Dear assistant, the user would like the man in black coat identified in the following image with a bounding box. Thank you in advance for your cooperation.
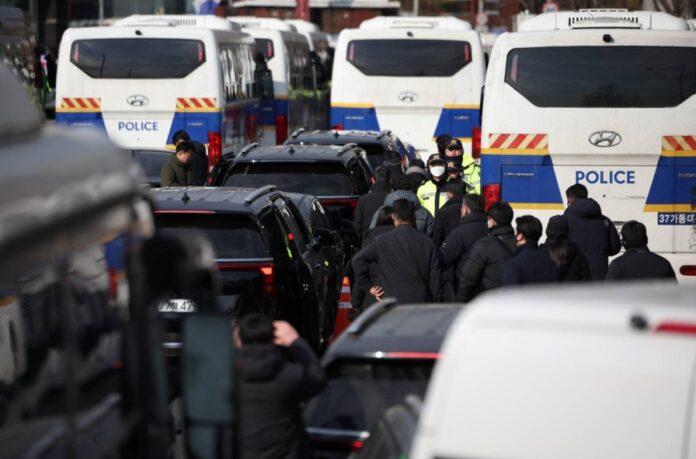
[172,129,208,186]
[353,166,391,245]
[564,184,621,280]
[237,314,326,459]
[456,201,517,302]
[352,199,441,304]
[607,220,677,281]
[431,181,468,248]
[439,193,488,300]
[504,215,559,285]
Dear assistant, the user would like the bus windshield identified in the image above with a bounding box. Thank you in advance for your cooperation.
[346,39,471,77]
[505,46,696,108]
[70,38,206,79]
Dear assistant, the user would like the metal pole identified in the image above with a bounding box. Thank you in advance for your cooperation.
[99,0,104,25]
[413,0,419,16]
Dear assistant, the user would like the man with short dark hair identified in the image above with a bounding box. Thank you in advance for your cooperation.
[431,180,469,248]
[172,129,208,186]
[456,201,517,302]
[354,166,391,245]
[606,221,676,281]
[353,199,441,304]
[504,215,559,285]
[237,314,326,459]
[564,183,621,280]
[160,141,193,187]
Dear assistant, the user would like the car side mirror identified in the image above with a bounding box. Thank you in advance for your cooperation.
[183,313,235,459]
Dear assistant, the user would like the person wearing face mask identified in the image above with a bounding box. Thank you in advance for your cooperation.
[418,155,449,216]
[445,137,481,194]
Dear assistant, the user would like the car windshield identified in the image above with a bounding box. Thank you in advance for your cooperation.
[505,46,696,108]
[132,150,171,184]
[225,163,356,196]
[155,214,268,259]
[304,360,434,432]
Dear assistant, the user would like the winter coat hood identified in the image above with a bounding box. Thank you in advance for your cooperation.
[239,344,283,383]
[546,215,570,239]
[565,198,602,219]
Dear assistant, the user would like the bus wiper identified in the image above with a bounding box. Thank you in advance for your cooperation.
[98,53,105,78]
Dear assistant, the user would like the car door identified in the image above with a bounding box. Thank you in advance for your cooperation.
[273,198,324,350]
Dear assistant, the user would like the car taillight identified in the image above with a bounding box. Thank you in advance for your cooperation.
[331,124,344,130]
[246,113,257,142]
[217,263,275,298]
[472,126,481,160]
[680,265,696,276]
[483,183,501,210]
[275,115,288,145]
[655,322,696,336]
[382,352,442,359]
[208,131,221,171]
[320,198,359,211]
[108,268,119,301]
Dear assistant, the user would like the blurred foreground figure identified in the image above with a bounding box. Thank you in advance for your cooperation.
[237,314,326,459]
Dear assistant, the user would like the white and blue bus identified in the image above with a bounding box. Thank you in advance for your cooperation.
[481,10,696,281]
[56,15,259,169]
[230,16,328,145]
[330,16,486,157]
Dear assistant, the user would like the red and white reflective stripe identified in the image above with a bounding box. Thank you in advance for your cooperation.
[59,97,101,111]
[662,136,696,152]
[489,133,548,150]
[176,97,217,111]
[338,277,352,309]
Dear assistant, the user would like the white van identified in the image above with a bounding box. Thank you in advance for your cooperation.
[56,15,258,168]
[330,16,486,156]
[479,10,696,281]
[412,283,696,459]
[230,16,325,144]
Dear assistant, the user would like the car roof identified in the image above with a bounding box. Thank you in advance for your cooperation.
[234,143,363,164]
[286,129,395,147]
[324,301,463,366]
[150,186,280,213]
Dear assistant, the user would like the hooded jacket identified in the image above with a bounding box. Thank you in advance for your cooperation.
[369,190,434,236]
[540,215,591,282]
[456,225,517,302]
[238,340,326,459]
[564,198,621,280]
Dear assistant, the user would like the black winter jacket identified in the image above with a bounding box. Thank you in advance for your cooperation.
[351,225,394,309]
[606,246,677,281]
[431,195,464,248]
[540,237,592,282]
[564,198,621,280]
[352,224,441,303]
[439,212,488,300]
[238,339,326,459]
[456,225,517,302]
[504,241,559,285]
[190,140,209,186]
[353,183,391,244]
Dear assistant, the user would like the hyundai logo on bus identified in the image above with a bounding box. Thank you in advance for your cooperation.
[118,121,159,131]
[398,92,419,103]
[127,95,149,107]
[576,170,636,185]
[589,130,622,147]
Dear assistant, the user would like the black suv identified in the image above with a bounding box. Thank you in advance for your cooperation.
[304,300,462,458]
[210,143,374,247]
[285,129,415,170]
[151,186,341,351]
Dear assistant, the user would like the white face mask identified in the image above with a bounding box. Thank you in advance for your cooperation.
[429,165,445,178]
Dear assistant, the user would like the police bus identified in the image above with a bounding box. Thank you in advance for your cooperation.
[330,16,486,157]
[480,10,696,280]
[56,15,259,169]
[230,16,326,145]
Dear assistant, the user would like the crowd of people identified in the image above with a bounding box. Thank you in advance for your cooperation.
[350,137,677,312]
